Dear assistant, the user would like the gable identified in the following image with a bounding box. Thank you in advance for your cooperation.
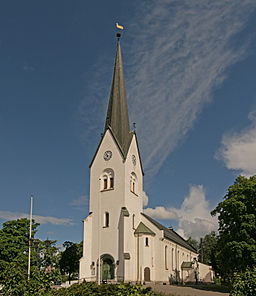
[125,132,144,176]
[142,213,197,253]
[89,128,131,168]
[134,222,155,235]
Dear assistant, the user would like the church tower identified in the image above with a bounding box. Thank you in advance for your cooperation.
[79,34,144,282]
[79,32,212,285]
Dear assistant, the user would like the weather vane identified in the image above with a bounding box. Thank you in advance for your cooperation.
[116,22,124,39]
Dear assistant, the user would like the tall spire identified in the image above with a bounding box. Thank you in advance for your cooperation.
[104,37,132,156]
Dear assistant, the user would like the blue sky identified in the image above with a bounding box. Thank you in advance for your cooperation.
[0,0,256,244]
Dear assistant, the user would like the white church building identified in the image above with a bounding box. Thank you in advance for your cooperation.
[79,34,213,284]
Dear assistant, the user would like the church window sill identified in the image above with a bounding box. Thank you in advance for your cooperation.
[101,188,114,192]
[130,190,138,197]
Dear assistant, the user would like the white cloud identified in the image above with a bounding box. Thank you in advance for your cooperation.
[0,211,74,226]
[217,113,256,177]
[144,206,178,220]
[70,195,88,208]
[144,185,218,240]
[126,0,256,178]
[142,191,149,207]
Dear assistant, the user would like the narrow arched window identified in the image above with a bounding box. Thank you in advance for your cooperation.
[145,237,149,246]
[104,212,109,227]
[177,250,180,270]
[101,169,114,191]
[172,248,174,270]
[132,214,135,229]
[130,172,137,195]
[165,246,168,270]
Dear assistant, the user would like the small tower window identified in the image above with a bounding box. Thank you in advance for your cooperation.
[101,169,114,191]
[104,212,109,227]
[130,172,137,195]
[145,237,149,246]
[132,214,135,229]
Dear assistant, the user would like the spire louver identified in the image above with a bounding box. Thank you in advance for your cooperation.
[104,39,132,157]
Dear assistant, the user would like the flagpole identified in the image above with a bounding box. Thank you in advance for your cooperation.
[28,195,33,281]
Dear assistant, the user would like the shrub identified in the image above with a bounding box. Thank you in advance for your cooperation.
[46,281,158,296]
[230,267,256,296]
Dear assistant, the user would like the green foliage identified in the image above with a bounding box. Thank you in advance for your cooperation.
[230,267,256,296]
[59,241,83,282]
[37,239,60,268]
[211,175,256,279]
[1,263,61,296]
[198,231,217,265]
[186,237,198,251]
[45,281,158,296]
[0,218,61,295]
[0,218,39,276]
[1,262,27,296]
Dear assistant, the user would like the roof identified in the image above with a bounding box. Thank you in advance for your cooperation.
[134,222,155,235]
[142,213,197,253]
[104,39,132,157]
[89,38,144,172]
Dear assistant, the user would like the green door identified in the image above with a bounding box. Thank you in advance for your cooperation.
[102,258,114,281]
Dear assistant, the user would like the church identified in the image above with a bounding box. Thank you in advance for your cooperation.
[79,33,213,283]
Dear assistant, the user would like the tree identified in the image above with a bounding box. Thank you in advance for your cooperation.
[0,218,61,294]
[0,218,39,280]
[59,241,83,283]
[211,175,256,280]
[186,237,199,252]
[198,231,217,266]
[37,239,60,269]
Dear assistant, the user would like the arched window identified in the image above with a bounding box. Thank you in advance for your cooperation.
[165,245,168,270]
[145,237,149,246]
[132,214,135,229]
[104,212,109,227]
[101,169,114,191]
[172,248,174,270]
[130,172,137,194]
[177,250,180,270]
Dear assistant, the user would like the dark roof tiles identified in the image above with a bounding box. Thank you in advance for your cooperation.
[104,40,132,157]
[142,213,197,253]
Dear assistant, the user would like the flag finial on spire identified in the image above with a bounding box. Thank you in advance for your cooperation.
[116,22,124,39]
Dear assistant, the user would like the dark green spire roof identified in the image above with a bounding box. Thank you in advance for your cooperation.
[104,39,132,156]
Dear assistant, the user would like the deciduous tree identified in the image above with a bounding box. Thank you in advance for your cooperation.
[211,175,256,280]
[59,241,83,283]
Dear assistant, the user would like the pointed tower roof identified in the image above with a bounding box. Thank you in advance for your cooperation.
[104,38,132,157]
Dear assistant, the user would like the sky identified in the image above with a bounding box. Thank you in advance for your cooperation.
[0,0,256,245]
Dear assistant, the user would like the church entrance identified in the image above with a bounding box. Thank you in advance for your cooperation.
[101,254,115,281]
[144,267,150,281]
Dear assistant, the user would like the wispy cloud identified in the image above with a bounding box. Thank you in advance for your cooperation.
[144,185,218,240]
[23,64,35,72]
[79,1,256,179]
[127,0,256,178]
[0,211,74,226]
[217,110,256,177]
[70,195,88,209]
